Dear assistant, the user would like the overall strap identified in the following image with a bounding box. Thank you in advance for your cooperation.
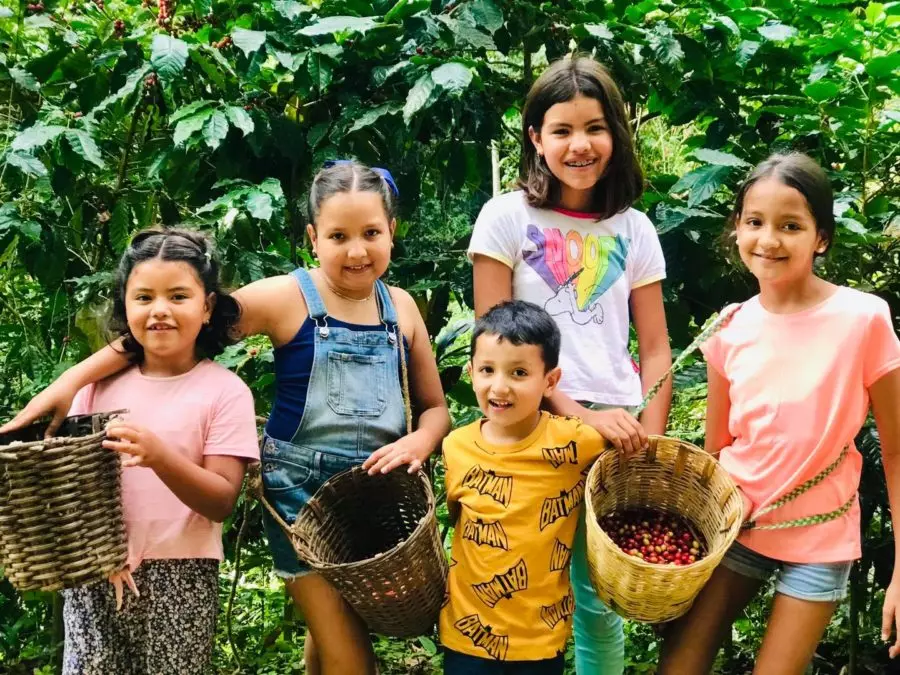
[374,279,399,337]
[291,268,328,321]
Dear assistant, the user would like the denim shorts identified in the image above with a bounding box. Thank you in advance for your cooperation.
[721,540,852,602]
[260,434,362,579]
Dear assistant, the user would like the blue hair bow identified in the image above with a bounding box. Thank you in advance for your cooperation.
[322,159,399,197]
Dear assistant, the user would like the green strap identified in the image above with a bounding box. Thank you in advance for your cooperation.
[634,304,741,416]
[742,445,854,531]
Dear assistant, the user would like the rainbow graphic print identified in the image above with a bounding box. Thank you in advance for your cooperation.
[523,224,630,325]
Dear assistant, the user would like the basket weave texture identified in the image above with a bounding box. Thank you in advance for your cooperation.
[276,466,448,637]
[0,412,127,592]
[585,435,743,623]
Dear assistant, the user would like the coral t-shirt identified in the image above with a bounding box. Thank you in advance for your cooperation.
[70,360,259,571]
[701,287,900,563]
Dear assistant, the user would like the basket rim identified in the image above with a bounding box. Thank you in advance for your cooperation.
[584,434,744,574]
[294,465,440,573]
[0,410,127,454]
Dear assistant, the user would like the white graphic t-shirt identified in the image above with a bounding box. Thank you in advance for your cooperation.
[468,191,666,406]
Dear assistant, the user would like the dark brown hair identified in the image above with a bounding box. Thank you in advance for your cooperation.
[729,152,835,255]
[519,56,643,218]
[307,160,396,227]
[110,228,240,362]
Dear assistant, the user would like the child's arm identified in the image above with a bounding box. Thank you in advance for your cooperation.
[363,289,451,475]
[631,282,672,436]
[103,420,246,522]
[473,254,647,454]
[704,363,733,455]
[870,368,900,659]
[0,343,132,435]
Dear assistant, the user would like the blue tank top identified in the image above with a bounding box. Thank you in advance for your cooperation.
[266,284,410,443]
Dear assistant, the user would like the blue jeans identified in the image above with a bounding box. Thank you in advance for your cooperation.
[443,648,565,675]
[571,402,626,674]
[570,510,625,674]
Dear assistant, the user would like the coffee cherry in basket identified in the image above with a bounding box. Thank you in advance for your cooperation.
[598,508,707,566]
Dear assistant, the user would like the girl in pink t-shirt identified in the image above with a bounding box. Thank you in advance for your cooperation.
[660,154,900,674]
[63,230,258,674]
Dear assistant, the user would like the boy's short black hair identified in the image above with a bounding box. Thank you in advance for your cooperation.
[471,300,561,371]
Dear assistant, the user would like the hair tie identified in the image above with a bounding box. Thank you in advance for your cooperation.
[322,159,400,197]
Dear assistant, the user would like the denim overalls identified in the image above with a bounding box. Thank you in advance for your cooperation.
[261,268,407,577]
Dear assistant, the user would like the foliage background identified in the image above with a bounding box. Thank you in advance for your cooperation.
[0,0,898,672]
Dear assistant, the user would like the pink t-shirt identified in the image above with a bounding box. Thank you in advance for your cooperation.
[701,287,900,563]
[70,360,259,571]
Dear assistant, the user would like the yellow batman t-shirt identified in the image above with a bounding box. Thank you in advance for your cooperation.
[439,411,605,661]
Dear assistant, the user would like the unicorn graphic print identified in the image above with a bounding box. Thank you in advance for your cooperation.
[523,224,630,325]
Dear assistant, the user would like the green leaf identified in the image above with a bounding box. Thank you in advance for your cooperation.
[85,65,151,121]
[64,130,104,168]
[170,100,215,123]
[202,110,229,150]
[757,21,797,41]
[384,0,430,23]
[298,16,378,37]
[307,121,330,149]
[373,61,410,86]
[670,164,732,207]
[274,0,308,20]
[468,0,503,33]
[418,635,438,656]
[307,52,334,93]
[348,103,402,133]
[0,7,13,18]
[258,178,285,200]
[11,123,65,152]
[226,106,254,136]
[866,52,900,78]
[648,25,684,66]
[838,217,868,235]
[715,15,740,38]
[691,148,748,167]
[232,28,267,56]
[431,62,473,94]
[271,48,305,71]
[5,151,48,177]
[0,204,41,242]
[10,67,40,92]
[735,40,760,67]
[173,109,214,145]
[803,79,841,102]
[150,34,189,83]
[449,20,495,50]
[109,201,130,253]
[584,23,614,41]
[246,191,274,221]
[403,72,437,124]
[655,204,721,235]
[24,14,55,29]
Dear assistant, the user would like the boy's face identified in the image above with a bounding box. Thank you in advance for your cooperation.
[469,334,561,437]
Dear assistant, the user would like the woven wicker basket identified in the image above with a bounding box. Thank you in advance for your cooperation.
[0,412,127,592]
[584,435,744,623]
[263,465,447,637]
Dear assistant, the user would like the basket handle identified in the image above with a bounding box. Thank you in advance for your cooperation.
[634,304,742,416]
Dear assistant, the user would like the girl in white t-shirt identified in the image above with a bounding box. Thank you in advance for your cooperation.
[469,56,672,674]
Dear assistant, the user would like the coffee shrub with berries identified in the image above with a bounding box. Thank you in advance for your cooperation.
[598,508,707,566]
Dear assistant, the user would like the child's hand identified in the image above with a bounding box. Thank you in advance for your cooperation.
[102,422,170,468]
[363,431,431,475]
[883,576,900,658]
[0,380,80,437]
[585,408,648,456]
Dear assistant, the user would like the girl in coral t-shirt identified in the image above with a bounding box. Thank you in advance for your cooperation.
[660,153,900,674]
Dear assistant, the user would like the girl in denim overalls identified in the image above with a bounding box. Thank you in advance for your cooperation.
[251,161,450,674]
[5,161,451,675]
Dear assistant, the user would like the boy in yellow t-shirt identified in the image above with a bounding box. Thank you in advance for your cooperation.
[440,300,607,674]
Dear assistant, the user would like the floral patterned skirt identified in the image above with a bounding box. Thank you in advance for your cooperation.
[62,558,219,675]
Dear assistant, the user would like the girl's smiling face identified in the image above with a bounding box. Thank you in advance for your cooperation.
[306,190,395,299]
[528,94,614,212]
[735,177,827,286]
[125,259,212,374]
